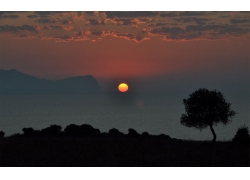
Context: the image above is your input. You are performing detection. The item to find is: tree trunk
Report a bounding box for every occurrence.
[209,125,217,142]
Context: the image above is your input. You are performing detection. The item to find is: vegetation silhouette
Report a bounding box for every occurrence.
[64,124,100,137]
[22,127,39,137]
[128,128,140,137]
[109,128,124,137]
[1,123,249,166]
[232,125,250,146]
[142,132,150,137]
[181,88,236,142]
[0,131,5,138]
[40,125,62,136]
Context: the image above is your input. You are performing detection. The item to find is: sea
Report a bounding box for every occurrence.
[0,93,249,141]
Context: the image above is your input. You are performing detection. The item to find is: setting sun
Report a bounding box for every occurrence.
[118,83,128,92]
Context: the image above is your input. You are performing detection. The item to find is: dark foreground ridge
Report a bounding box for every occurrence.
[0,124,249,167]
[0,69,101,94]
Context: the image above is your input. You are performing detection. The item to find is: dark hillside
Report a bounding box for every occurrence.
[0,69,101,94]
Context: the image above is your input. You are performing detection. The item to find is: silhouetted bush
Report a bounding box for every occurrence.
[142,132,149,137]
[64,124,79,136]
[40,125,62,136]
[0,131,5,138]
[158,134,171,140]
[64,124,100,137]
[232,125,250,146]
[79,124,100,136]
[22,127,39,137]
[128,128,140,137]
[8,133,21,138]
[101,132,109,138]
[109,128,124,137]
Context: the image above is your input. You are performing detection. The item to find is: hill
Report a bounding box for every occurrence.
[0,69,102,94]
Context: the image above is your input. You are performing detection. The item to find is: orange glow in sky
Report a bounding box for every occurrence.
[0,11,249,93]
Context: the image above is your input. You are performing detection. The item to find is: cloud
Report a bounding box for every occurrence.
[185,24,249,36]
[174,17,209,25]
[179,12,206,16]
[36,18,56,24]
[54,35,74,42]
[111,18,135,26]
[42,25,73,30]
[147,24,250,41]
[149,23,169,27]
[110,18,152,26]
[17,34,35,39]
[91,31,103,36]
[160,12,178,17]
[149,27,185,35]
[85,11,95,15]
[34,11,63,17]
[39,35,74,42]
[0,15,19,19]
[27,15,38,19]
[105,11,158,18]
[0,25,39,33]
[230,19,249,24]
[75,31,83,36]
[1,11,249,43]
[60,19,72,25]
[114,33,149,43]
[75,36,90,41]
[101,31,149,43]
[74,30,149,43]
[85,19,105,25]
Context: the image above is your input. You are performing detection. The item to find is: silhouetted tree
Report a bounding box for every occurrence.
[40,125,62,136]
[64,124,79,136]
[180,88,236,142]
[64,124,100,137]
[128,128,140,137]
[158,134,171,140]
[79,124,100,136]
[109,128,124,137]
[0,131,5,138]
[22,127,39,137]
[142,132,149,137]
[232,125,250,146]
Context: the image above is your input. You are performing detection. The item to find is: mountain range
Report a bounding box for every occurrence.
[0,69,102,95]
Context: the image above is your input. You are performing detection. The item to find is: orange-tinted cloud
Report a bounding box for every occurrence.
[0,25,39,33]
[1,11,249,43]
[105,11,158,18]
[85,19,105,25]
[36,18,56,24]
[0,14,19,19]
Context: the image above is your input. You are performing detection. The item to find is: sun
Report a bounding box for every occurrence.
[118,83,128,93]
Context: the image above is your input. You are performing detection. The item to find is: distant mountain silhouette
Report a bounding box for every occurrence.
[0,69,102,94]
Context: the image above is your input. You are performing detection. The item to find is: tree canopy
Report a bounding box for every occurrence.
[180,88,236,142]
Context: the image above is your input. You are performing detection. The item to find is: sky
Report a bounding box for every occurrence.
[0,11,249,95]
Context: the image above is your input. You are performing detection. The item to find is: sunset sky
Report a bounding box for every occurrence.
[0,11,249,94]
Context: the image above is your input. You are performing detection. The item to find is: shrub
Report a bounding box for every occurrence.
[22,127,39,137]
[158,134,171,140]
[142,132,149,137]
[128,128,140,137]
[40,125,62,136]
[109,128,124,137]
[232,125,250,146]
[64,124,100,137]
[0,131,5,138]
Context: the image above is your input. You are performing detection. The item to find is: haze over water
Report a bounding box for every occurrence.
[0,93,248,140]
